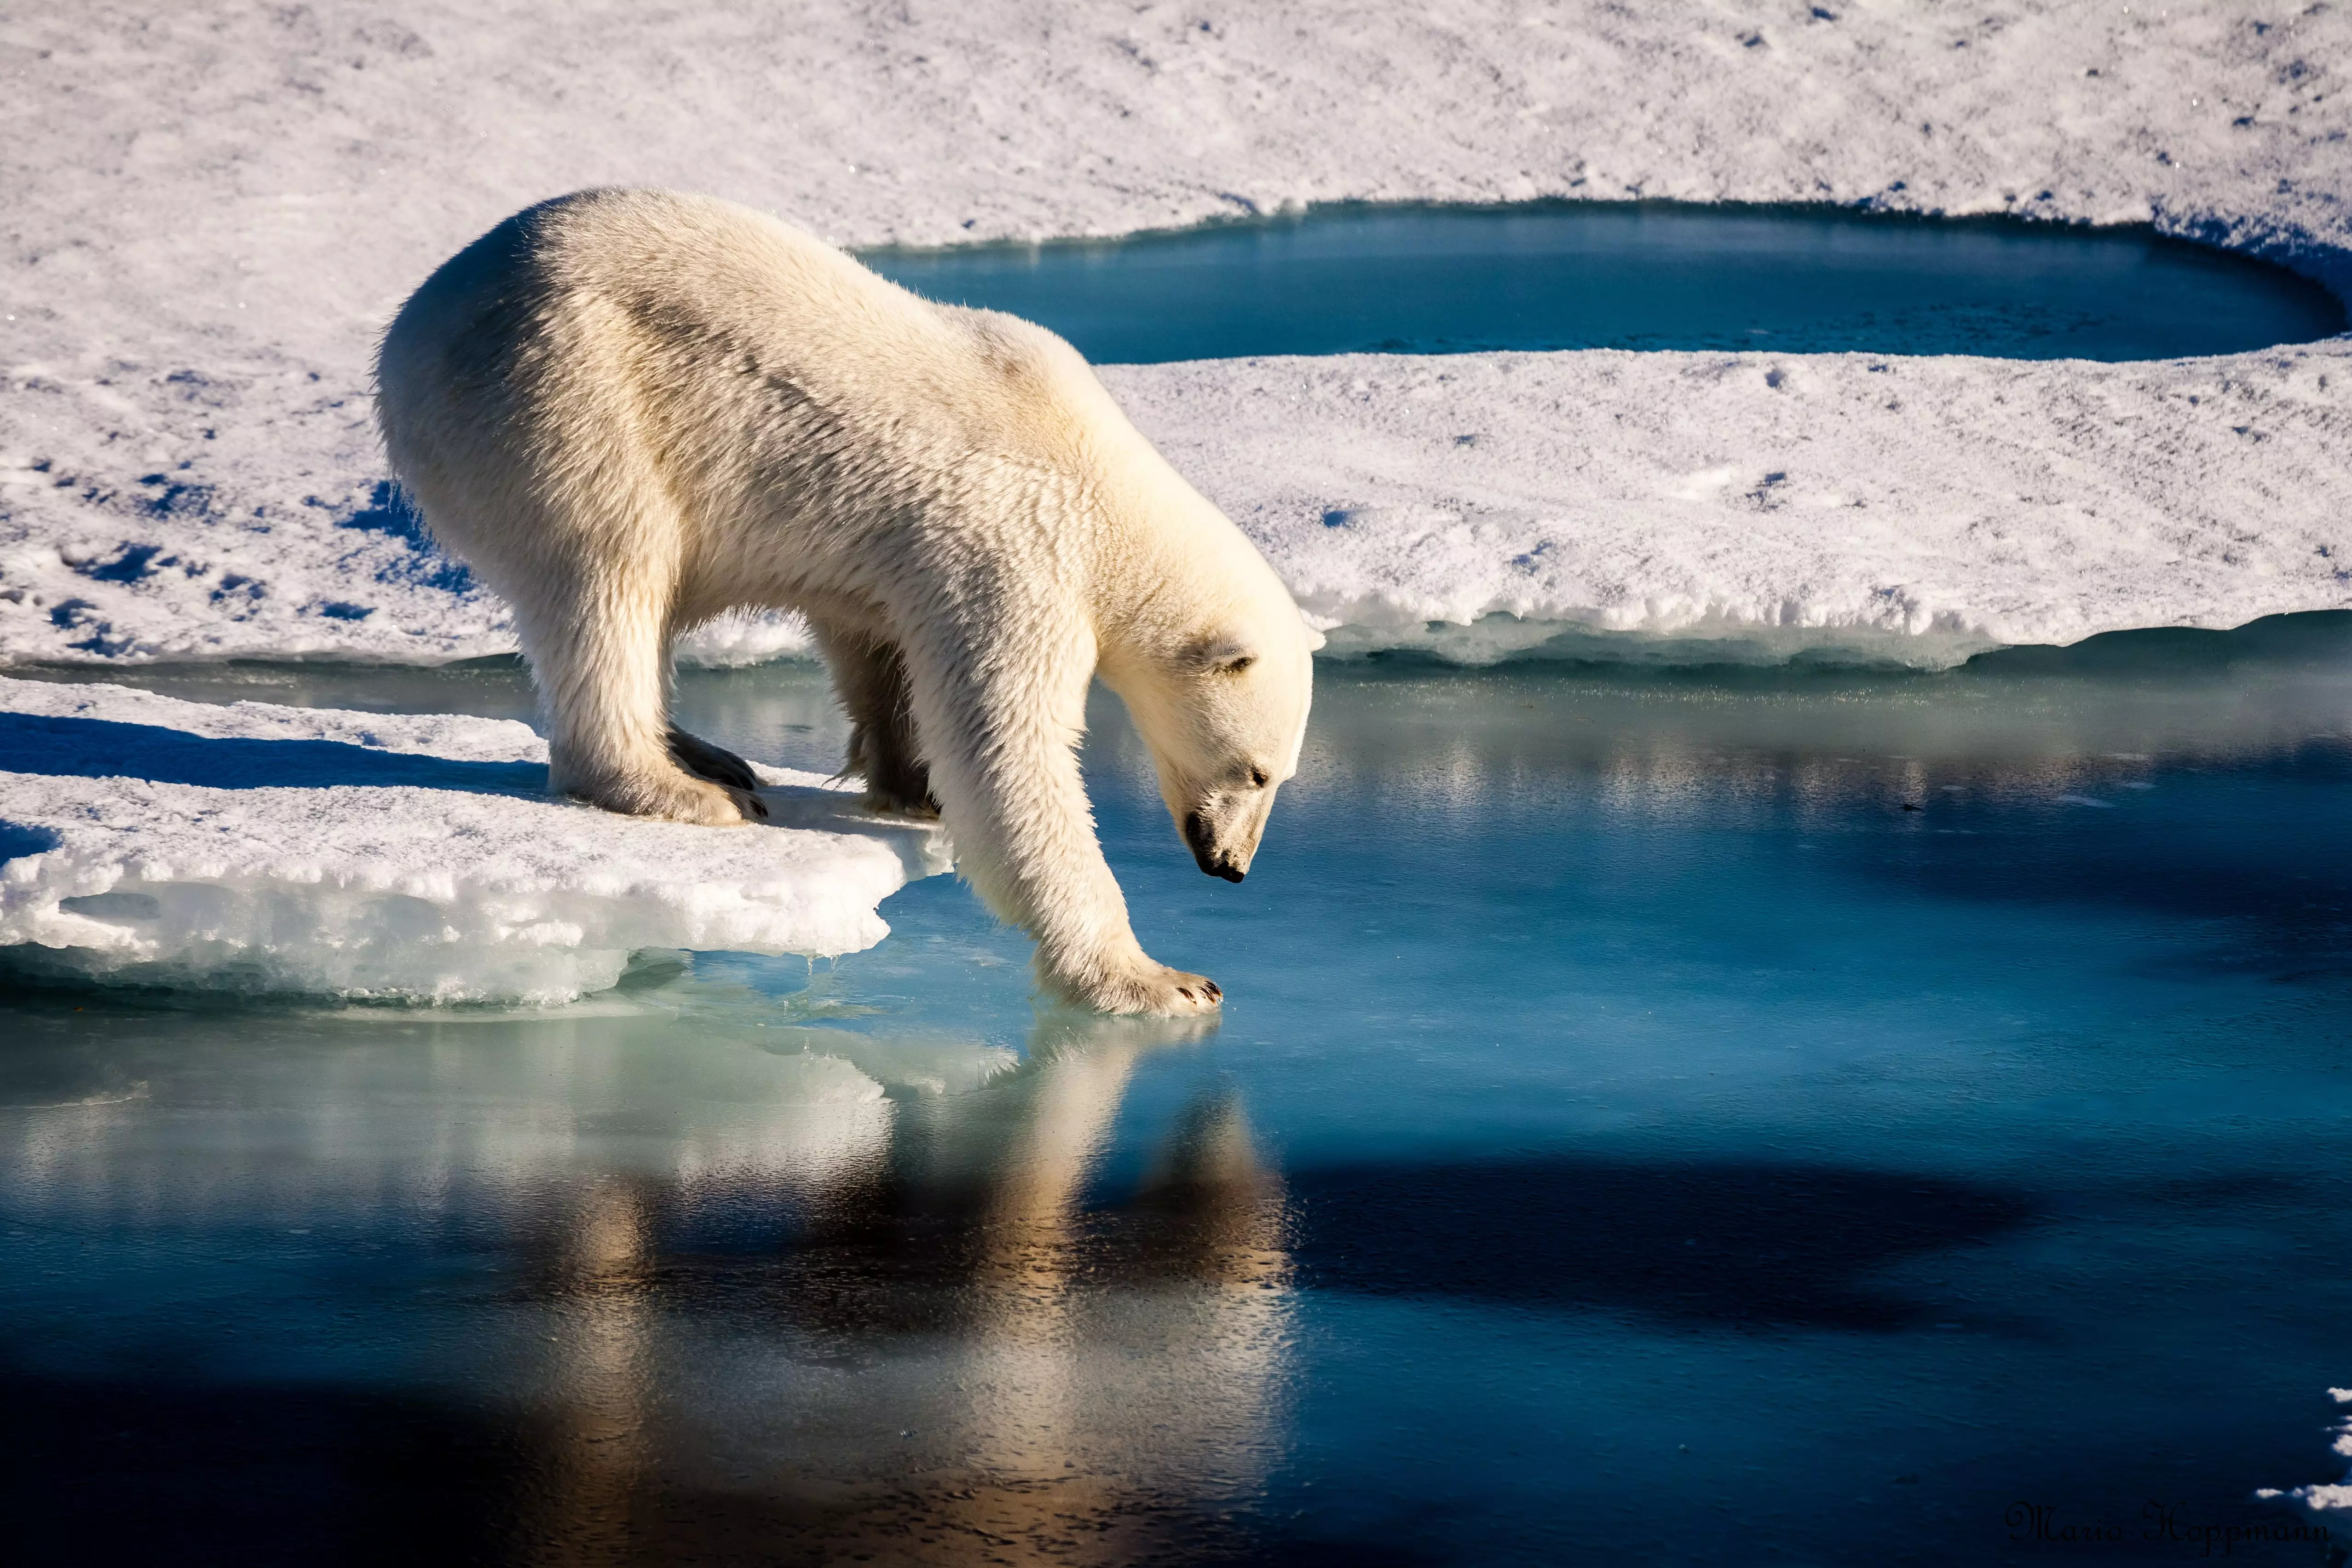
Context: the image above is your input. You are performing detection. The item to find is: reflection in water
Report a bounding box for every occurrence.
[1223,648,2352,828]
[802,1015,1291,1562]
[0,1003,1291,1566]
[524,1177,657,1567]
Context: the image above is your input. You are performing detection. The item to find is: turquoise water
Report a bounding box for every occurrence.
[7,627,2352,1563]
[862,203,2348,363]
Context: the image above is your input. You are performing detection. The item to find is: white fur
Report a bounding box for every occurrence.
[375,189,1316,1015]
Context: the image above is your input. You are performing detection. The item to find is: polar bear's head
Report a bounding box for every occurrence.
[1107,559,1320,885]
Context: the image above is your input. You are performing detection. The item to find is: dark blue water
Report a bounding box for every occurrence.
[862,203,2346,363]
[6,631,2352,1564]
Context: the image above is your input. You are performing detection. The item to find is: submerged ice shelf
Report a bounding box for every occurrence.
[0,677,948,1003]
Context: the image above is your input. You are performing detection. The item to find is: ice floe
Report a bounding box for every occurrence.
[0,676,948,1003]
[3,2,2349,665]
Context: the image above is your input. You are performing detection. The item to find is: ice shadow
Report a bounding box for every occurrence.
[1961,608,2352,677]
[0,709,943,884]
[0,711,548,796]
[1284,1153,2040,1332]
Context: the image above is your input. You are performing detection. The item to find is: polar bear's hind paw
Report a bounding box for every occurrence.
[573,769,764,826]
[667,726,761,791]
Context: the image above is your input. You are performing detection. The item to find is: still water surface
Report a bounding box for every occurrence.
[862,202,2349,363]
[6,628,2352,1563]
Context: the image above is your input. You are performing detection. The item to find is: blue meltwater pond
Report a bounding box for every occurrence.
[6,626,2352,1564]
[863,202,2348,362]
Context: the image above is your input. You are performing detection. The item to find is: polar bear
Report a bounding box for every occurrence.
[375,189,1316,1015]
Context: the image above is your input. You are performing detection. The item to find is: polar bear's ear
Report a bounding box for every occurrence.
[1301,624,1328,653]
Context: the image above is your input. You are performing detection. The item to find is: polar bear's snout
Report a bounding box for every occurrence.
[1180,782,1280,883]
[1183,810,1248,882]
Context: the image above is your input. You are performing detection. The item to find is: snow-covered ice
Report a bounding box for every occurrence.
[1111,344,2352,663]
[3,1,2350,665]
[0,676,948,1003]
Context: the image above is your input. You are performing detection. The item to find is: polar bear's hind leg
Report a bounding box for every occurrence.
[536,605,765,827]
[520,520,765,827]
[813,623,937,815]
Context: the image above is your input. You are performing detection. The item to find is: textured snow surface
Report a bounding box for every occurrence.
[4,1,2351,666]
[0,677,949,1003]
[1109,344,2352,663]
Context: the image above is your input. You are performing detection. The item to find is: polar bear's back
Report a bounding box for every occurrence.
[374,190,1147,620]
[388,190,1097,450]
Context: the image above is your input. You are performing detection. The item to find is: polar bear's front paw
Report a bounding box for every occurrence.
[1077,961,1223,1017]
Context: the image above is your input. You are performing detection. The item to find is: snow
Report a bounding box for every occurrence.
[1109,343,2352,663]
[0,676,949,1003]
[3,1,2350,667]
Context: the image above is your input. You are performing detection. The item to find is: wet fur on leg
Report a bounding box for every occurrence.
[846,719,938,816]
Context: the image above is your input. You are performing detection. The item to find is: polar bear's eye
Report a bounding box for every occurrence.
[1188,636,1256,675]
[1250,767,1270,788]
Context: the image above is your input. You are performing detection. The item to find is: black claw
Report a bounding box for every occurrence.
[1177,987,1194,1000]
[668,725,761,791]
[1205,981,1222,999]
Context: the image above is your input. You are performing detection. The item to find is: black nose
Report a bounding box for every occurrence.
[1183,812,1246,882]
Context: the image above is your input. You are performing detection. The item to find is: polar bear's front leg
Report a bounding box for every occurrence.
[901,621,1219,1017]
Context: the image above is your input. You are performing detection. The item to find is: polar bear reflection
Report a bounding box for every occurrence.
[513,1012,1292,1563]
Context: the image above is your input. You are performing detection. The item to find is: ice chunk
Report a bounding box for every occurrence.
[2259,1390,2352,1513]
[0,677,949,1004]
